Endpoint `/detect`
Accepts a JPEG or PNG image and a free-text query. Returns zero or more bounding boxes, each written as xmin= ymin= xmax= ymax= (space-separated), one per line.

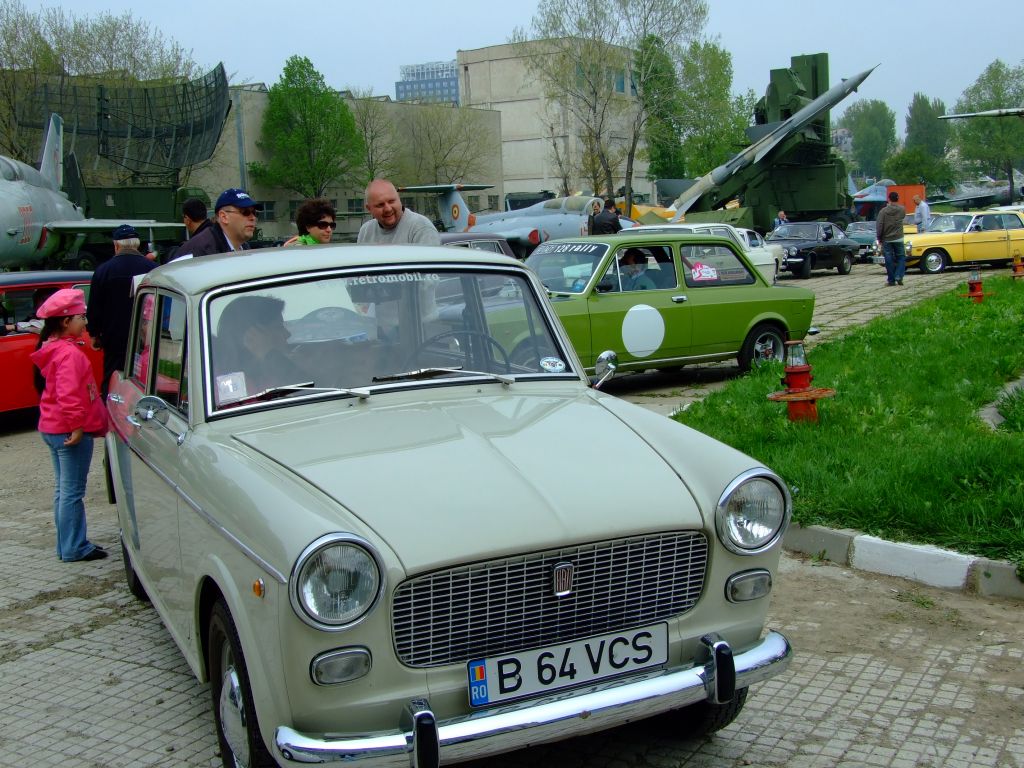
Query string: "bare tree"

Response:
xmin=347 ymin=88 xmax=402 ymax=184
xmin=398 ymin=102 xmax=492 ymax=185
xmin=541 ymin=104 xmax=577 ymax=196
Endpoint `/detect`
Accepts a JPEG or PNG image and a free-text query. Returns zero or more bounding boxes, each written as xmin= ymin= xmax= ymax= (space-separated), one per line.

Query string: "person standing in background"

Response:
xmin=876 ymin=191 xmax=907 ymax=286
xmin=87 ymin=224 xmax=155 ymax=395
xmin=358 ymin=180 xmax=440 ymax=245
xmin=913 ymin=195 xmax=931 ymax=233
xmin=283 ymin=199 xmax=337 ymax=246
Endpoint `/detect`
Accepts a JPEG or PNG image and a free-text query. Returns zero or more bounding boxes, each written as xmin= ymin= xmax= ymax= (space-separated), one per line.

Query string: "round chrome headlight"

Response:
xmin=291 ymin=535 xmax=383 ymax=630
xmin=716 ymin=470 xmax=791 ymax=555
xmin=786 ymin=246 xmax=796 ymax=256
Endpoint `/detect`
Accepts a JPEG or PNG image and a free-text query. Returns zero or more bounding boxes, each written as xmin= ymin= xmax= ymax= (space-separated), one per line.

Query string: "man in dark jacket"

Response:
xmin=591 ymin=199 xmax=623 ymax=235
xmin=876 ymin=191 xmax=907 ymax=286
xmin=87 ymin=224 xmax=156 ymax=394
xmin=174 ymin=188 xmax=260 ymax=260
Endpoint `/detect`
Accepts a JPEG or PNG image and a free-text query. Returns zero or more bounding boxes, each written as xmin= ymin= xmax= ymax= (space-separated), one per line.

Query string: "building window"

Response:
xmin=257 ymin=201 xmax=275 ymax=222
xmin=488 ymin=195 xmax=499 ymax=211
xmin=468 ymin=195 xmax=480 ymax=210
xmin=347 ymin=198 xmax=363 ymax=214
xmin=289 ymin=200 xmax=301 ymax=220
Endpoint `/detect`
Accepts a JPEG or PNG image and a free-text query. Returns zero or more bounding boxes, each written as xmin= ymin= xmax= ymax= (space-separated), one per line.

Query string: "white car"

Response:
xmin=628 ymin=222 xmax=780 ymax=284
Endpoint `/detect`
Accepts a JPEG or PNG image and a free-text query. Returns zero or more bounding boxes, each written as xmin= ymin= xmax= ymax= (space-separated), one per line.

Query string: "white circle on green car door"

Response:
xmin=621 ymin=304 xmax=664 ymax=357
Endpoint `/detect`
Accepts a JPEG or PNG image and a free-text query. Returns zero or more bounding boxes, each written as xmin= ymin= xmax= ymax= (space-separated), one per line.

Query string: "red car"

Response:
xmin=1 ymin=271 xmax=103 ymax=414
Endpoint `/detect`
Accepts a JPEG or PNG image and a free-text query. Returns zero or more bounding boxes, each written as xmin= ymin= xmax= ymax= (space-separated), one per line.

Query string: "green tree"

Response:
xmin=882 ymin=146 xmax=955 ymax=190
xmin=249 ymin=56 xmax=364 ymax=198
xmin=904 ymin=92 xmax=949 ymax=158
xmin=0 ymin=0 xmax=197 ymax=161
xmin=639 ymin=35 xmax=686 ymax=181
xmin=949 ymin=59 xmax=1024 ymax=197
xmin=838 ymin=99 xmax=897 ymax=178
xmin=675 ymin=40 xmax=754 ymax=177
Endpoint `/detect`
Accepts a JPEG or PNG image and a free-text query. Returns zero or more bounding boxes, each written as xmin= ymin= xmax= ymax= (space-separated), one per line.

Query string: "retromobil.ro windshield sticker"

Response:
xmin=690 ymin=262 xmax=718 ymax=281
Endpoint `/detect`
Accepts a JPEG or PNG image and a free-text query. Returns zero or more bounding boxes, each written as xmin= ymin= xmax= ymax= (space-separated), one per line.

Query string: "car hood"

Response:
xmin=232 ymin=391 xmax=704 ymax=574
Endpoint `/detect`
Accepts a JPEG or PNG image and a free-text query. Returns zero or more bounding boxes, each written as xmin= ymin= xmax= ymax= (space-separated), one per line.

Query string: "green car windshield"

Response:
xmin=526 ymin=242 xmax=609 ymax=294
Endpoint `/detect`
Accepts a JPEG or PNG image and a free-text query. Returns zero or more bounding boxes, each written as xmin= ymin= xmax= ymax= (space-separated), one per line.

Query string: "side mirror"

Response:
xmin=596 ymin=278 xmax=615 ymax=293
xmin=592 ymin=350 xmax=618 ymax=389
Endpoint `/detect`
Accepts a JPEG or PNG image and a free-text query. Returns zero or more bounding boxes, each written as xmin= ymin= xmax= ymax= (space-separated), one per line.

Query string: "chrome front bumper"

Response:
xmin=275 ymin=630 xmax=792 ymax=766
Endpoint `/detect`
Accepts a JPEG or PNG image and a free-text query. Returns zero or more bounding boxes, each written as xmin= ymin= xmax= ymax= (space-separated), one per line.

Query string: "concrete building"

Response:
xmin=395 ymin=60 xmax=459 ymax=105
xmin=457 ymin=41 xmax=649 ymax=200
xmin=187 ymin=84 xmax=503 ymax=242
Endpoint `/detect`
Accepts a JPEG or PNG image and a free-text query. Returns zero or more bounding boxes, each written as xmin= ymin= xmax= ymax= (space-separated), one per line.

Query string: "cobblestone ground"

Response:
xmin=1 ymin=260 xmax=1020 ymax=768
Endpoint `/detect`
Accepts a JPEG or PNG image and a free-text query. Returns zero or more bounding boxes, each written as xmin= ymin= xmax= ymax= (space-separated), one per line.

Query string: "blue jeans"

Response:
xmin=882 ymin=240 xmax=906 ymax=284
xmin=41 ymin=432 xmax=98 ymax=561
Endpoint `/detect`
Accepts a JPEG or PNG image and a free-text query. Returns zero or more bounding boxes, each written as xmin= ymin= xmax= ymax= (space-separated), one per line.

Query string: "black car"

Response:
xmin=767 ymin=222 xmax=860 ymax=278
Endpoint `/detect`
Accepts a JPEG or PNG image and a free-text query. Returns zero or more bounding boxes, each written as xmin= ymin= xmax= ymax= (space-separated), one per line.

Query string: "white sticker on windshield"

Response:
xmin=540 ymin=357 xmax=567 ymax=373
xmin=691 ymin=261 xmax=718 ymax=281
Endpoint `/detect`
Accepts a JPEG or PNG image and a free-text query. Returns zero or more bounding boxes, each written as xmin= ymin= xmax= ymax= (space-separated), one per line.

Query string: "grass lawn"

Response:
xmin=674 ymin=275 xmax=1024 ymax=571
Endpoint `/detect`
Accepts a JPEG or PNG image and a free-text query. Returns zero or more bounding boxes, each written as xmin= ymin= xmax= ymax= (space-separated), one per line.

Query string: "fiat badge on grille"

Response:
xmin=552 ymin=561 xmax=574 ymax=597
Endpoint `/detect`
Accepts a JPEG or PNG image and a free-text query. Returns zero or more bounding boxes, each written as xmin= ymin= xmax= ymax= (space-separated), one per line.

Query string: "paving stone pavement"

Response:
xmin=1 ymin=260 xmax=1021 ymax=768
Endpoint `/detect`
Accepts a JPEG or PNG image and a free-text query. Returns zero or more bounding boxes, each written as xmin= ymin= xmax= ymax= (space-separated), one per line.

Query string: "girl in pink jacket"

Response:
xmin=30 ymin=288 xmax=109 ymax=562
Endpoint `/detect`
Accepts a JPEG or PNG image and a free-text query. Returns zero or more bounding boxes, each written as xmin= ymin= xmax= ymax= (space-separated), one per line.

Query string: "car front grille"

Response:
xmin=392 ymin=531 xmax=708 ymax=668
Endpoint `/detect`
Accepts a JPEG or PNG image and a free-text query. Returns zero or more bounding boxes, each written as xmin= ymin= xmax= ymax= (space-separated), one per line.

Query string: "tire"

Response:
xmin=672 ymin=687 xmax=749 ymax=738
xmin=920 ymin=249 xmax=947 ymax=274
xmin=837 ymin=252 xmax=852 ymax=275
xmin=738 ymin=323 xmax=785 ymax=372
xmin=120 ymin=534 xmax=150 ymax=602
xmin=798 ymin=257 xmax=812 ymax=279
xmin=208 ymin=599 xmax=275 ymax=768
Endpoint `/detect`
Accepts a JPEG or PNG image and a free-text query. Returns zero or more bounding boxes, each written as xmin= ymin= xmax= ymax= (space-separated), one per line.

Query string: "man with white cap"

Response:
xmin=87 ymin=224 xmax=155 ymax=394
xmin=174 ymin=188 xmax=262 ymax=259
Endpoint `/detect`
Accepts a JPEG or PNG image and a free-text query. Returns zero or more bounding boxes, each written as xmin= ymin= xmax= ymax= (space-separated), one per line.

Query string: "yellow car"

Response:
xmin=905 ymin=210 xmax=1024 ymax=273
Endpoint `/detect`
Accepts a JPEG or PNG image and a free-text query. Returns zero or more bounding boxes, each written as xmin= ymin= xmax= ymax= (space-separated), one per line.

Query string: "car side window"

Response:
xmin=129 ymin=292 xmax=157 ymax=390
xmin=151 ymin=293 xmax=188 ymax=415
xmin=680 ymin=245 xmax=755 ymax=288
xmin=999 ymin=214 xmax=1022 ymax=230
xmin=980 ymin=215 xmax=1003 ymax=232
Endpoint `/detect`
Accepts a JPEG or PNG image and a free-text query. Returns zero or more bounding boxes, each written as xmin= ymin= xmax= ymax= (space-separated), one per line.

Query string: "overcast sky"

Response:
xmin=22 ymin=0 xmax=1024 ymax=133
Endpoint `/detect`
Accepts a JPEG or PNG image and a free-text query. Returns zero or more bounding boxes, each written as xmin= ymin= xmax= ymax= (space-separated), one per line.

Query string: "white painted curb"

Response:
xmin=851 ymin=535 xmax=975 ymax=590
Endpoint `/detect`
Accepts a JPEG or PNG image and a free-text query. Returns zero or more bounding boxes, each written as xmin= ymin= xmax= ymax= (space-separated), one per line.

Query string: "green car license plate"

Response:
xmin=467 ymin=623 xmax=668 ymax=707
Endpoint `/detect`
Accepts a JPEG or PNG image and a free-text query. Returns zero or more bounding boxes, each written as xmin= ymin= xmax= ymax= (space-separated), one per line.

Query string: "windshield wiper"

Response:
xmin=373 ymin=367 xmax=514 ymax=386
xmin=227 ymin=381 xmax=371 ymax=406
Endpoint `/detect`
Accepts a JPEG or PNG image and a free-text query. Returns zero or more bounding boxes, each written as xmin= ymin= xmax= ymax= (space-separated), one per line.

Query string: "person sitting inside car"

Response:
xmin=619 ymin=248 xmax=657 ymax=291
xmin=214 ymin=295 xmax=311 ymax=400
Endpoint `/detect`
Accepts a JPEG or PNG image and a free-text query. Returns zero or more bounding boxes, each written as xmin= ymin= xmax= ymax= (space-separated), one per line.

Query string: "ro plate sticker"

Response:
xmin=690 ymin=261 xmax=718 ymax=281
xmin=540 ymin=357 xmax=566 ymax=373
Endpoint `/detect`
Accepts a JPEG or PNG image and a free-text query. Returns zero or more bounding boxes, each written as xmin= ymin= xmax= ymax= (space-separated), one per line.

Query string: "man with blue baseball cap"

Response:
xmin=174 ymin=188 xmax=262 ymax=260
xmin=86 ymin=223 xmax=156 ymax=394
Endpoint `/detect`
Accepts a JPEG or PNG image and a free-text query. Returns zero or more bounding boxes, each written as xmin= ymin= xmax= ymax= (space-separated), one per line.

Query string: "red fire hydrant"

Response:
xmin=961 ymin=268 xmax=991 ymax=303
xmin=767 ymin=340 xmax=836 ymax=423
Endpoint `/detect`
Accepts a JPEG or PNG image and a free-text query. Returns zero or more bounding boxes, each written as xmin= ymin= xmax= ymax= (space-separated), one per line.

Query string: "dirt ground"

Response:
xmin=2 ymin=405 xmax=1022 ymax=767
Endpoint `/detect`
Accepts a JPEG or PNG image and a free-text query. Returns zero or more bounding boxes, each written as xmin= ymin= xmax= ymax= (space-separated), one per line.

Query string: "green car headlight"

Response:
xmin=716 ymin=470 xmax=791 ymax=555
xmin=291 ymin=535 xmax=383 ymax=630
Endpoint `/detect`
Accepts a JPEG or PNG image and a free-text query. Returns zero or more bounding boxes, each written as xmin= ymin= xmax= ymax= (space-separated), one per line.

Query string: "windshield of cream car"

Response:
xmin=525 ymin=242 xmax=609 ymax=293
xmin=205 ymin=268 xmax=571 ymax=410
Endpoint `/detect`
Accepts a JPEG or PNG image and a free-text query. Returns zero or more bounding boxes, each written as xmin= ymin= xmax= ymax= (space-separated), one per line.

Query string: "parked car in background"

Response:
xmin=1 ymin=270 xmax=102 ymax=414
xmin=525 ymin=233 xmax=815 ymax=373
xmin=440 ymin=231 xmax=516 ymax=258
xmin=844 ymin=221 xmax=879 ymax=262
xmin=905 ymin=210 xmax=1024 ymax=273
xmin=766 ymin=221 xmax=859 ymax=278
xmin=628 ymin=222 xmax=779 ymax=284
xmin=106 ymin=244 xmax=794 ymax=768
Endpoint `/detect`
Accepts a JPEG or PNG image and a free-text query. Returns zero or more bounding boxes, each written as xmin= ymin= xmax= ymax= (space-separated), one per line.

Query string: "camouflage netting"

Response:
xmin=16 ymin=63 xmax=229 ymax=182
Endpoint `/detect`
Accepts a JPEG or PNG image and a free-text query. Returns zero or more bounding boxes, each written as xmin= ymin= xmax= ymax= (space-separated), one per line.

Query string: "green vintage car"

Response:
xmin=525 ymin=234 xmax=816 ymax=373
xmin=106 ymin=244 xmax=792 ymax=767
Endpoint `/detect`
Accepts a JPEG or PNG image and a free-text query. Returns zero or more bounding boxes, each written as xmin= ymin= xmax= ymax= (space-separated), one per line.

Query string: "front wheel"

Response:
xmin=798 ymin=257 xmax=812 ymax=279
xmin=837 ymin=253 xmax=852 ymax=275
xmin=120 ymin=534 xmax=149 ymax=602
xmin=920 ymin=249 xmax=947 ymax=274
xmin=738 ymin=323 xmax=785 ymax=372
xmin=208 ymin=599 xmax=275 ymax=768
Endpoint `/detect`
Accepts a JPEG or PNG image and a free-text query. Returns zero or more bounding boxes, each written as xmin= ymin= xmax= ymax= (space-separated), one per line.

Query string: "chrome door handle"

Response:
xmin=671 ymin=295 xmax=688 ymax=303
xmin=108 ymin=393 xmax=124 ymax=404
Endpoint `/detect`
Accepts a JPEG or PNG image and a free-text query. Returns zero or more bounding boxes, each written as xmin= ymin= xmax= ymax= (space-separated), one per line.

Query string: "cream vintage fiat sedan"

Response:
xmin=105 ymin=244 xmax=792 ymax=768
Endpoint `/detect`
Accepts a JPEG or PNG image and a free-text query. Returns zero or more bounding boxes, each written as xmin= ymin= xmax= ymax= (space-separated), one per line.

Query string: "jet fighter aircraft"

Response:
xmin=402 ymin=184 xmax=634 ymax=259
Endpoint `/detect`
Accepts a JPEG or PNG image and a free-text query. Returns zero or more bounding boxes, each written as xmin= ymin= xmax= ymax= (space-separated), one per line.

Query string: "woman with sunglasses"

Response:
xmin=284 ymin=198 xmax=337 ymax=246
